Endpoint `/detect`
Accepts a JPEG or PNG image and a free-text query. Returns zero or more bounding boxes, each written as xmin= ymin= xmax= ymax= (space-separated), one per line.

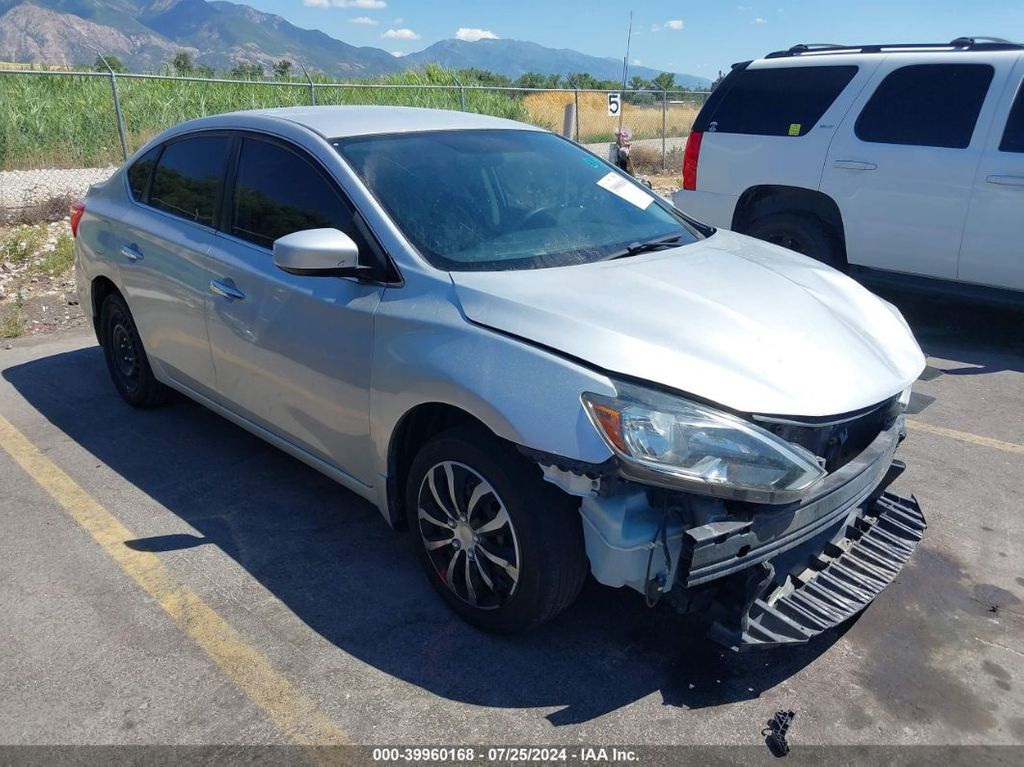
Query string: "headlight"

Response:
xmin=582 ymin=382 xmax=826 ymax=503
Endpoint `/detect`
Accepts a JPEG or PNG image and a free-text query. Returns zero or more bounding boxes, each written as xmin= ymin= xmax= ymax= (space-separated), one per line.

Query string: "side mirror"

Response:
xmin=272 ymin=228 xmax=363 ymax=277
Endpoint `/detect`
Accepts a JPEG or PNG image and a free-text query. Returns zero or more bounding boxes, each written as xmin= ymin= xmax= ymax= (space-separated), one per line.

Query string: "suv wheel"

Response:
xmin=99 ymin=292 xmax=167 ymax=408
xmin=406 ymin=425 xmax=588 ymax=634
xmin=745 ymin=213 xmax=845 ymax=271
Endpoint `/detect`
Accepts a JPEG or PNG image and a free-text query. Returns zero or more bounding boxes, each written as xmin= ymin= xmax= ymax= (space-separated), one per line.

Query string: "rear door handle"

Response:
xmin=986 ymin=174 xmax=1024 ymax=187
xmin=209 ymin=279 xmax=245 ymax=301
xmin=120 ymin=244 xmax=144 ymax=262
xmin=833 ymin=160 xmax=878 ymax=171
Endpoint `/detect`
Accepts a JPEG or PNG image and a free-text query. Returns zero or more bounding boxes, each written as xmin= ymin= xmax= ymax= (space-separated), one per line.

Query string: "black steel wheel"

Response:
xmin=99 ymin=292 xmax=166 ymax=408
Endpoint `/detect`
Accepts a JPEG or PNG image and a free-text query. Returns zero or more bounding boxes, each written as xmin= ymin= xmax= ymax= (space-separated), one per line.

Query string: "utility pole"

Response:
xmin=619 ymin=10 xmax=633 ymax=134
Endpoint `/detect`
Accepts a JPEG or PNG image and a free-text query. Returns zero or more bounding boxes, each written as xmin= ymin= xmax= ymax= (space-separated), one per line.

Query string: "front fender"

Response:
xmin=369 ymin=280 xmax=616 ymax=517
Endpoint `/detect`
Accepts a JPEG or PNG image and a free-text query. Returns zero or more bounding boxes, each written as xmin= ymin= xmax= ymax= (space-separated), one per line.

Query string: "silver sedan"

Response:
xmin=74 ymin=106 xmax=927 ymax=649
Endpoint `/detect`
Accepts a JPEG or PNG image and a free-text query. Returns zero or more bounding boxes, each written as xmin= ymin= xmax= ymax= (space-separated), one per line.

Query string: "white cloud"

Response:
xmin=632 ymin=58 xmax=642 ymax=65
xmin=754 ymin=17 xmax=768 ymax=24
xmin=455 ymin=27 xmax=499 ymax=42
xmin=664 ymin=19 xmax=684 ymax=30
xmin=382 ymin=28 xmax=421 ymax=40
xmin=390 ymin=51 xmax=405 ymax=57
xmin=348 ymin=16 xmax=377 ymax=24
xmin=649 ymin=24 xmax=661 ymax=33
xmin=303 ymin=0 xmax=329 ymax=7
xmin=332 ymin=0 xmax=386 ymax=7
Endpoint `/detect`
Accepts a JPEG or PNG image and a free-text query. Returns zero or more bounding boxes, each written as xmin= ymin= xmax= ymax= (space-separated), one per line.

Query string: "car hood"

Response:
xmin=449 ymin=230 xmax=926 ymax=417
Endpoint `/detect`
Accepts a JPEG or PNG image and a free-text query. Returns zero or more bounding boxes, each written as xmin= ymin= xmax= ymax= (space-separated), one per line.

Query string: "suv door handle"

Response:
xmin=209 ymin=279 xmax=245 ymax=301
xmin=120 ymin=244 xmax=144 ymax=262
xmin=833 ymin=160 xmax=878 ymax=171
xmin=986 ymin=175 xmax=1024 ymax=187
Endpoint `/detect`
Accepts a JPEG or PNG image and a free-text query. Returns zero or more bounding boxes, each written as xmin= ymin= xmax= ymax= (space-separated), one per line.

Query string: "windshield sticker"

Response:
xmin=788 ymin=123 xmax=802 ymax=136
xmin=596 ymin=172 xmax=654 ymax=210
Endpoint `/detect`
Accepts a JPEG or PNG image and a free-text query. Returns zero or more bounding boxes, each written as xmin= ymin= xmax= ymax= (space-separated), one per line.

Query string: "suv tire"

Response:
xmin=99 ymin=292 xmax=167 ymax=408
xmin=745 ymin=213 xmax=845 ymax=271
xmin=405 ymin=425 xmax=588 ymax=634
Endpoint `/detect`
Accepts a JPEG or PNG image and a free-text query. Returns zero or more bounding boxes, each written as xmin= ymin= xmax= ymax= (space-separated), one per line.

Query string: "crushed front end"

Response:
xmin=531 ymin=392 xmax=926 ymax=651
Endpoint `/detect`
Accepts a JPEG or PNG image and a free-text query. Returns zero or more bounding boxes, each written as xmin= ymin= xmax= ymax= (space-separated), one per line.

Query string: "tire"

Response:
xmin=99 ymin=292 xmax=167 ymax=408
xmin=405 ymin=425 xmax=588 ymax=634
xmin=745 ymin=213 xmax=845 ymax=271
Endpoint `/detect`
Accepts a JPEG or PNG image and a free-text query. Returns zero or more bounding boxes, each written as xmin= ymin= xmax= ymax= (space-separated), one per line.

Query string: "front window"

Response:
xmin=334 ymin=129 xmax=701 ymax=271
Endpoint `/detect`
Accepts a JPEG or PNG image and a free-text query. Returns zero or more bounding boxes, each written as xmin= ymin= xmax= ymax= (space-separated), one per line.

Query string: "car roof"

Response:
xmin=232 ymin=105 xmax=541 ymax=138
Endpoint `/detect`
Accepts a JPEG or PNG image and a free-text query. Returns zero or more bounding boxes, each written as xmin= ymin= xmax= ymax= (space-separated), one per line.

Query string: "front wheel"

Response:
xmin=406 ymin=426 xmax=588 ymax=634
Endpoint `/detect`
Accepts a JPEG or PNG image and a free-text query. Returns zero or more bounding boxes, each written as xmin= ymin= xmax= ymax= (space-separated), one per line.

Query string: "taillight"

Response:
xmin=682 ymin=131 xmax=703 ymax=191
xmin=70 ymin=201 xmax=85 ymax=239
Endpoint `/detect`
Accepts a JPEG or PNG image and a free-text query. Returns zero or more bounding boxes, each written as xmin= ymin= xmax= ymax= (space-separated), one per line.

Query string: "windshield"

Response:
xmin=333 ymin=129 xmax=702 ymax=271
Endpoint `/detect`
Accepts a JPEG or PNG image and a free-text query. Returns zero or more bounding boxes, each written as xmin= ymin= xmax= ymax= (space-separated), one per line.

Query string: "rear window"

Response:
xmin=149 ymin=134 xmax=230 ymax=227
xmin=1000 ymin=79 xmax=1024 ymax=153
xmin=855 ymin=64 xmax=994 ymax=149
xmin=694 ymin=65 xmax=858 ymax=137
xmin=127 ymin=146 xmax=159 ymax=201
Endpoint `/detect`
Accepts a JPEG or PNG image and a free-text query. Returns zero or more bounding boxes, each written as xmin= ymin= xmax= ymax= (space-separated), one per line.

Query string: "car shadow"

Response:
xmin=867 ymin=285 xmax=1024 ymax=376
xmin=4 ymin=347 xmax=848 ymax=725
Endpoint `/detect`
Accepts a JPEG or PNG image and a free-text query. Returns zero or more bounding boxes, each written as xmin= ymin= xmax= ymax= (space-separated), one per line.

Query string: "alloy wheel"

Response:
xmin=416 ymin=461 xmax=521 ymax=610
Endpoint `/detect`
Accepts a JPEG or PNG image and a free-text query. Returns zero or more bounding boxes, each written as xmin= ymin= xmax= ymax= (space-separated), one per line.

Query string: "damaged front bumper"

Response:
xmin=557 ymin=417 xmax=925 ymax=650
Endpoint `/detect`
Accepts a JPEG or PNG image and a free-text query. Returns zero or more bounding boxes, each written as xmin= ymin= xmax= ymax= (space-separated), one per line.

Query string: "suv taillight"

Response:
xmin=70 ymin=201 xmax=85 ymax=239
xmin=682 ymin=131 xmax=703 ymax=191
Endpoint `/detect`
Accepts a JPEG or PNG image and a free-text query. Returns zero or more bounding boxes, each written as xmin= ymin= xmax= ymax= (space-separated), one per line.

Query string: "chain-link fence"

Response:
xmin=0 ymin=69 xmax=709 ymax=220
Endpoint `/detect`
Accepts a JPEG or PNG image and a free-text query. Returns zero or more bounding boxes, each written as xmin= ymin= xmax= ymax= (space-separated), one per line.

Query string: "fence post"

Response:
xmin=96 ymin=55 xmax=129 ymax=160
xmin=661 ymin=87 xmax=668 ymax=172
xmin=451 ymin=73 xmax=467 ymax=111
xmin=300 ymin=64 xmax=316 ymax=105
xmin=573 ymin=87 xmax=580 ymax=142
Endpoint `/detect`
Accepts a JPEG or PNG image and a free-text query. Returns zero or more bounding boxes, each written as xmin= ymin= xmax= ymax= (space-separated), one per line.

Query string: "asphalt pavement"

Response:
xmin=0 ymin=288 xmax=1021 ymax=753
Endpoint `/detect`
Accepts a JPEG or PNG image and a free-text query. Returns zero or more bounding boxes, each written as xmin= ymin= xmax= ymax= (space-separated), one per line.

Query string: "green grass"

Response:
xmin=0 ymin=65 xmax=529 ymax=170
xmin=1 ymin=225 xmax=46 ymax=264
xmin=0 ymin=309 xmax=24 ymax=339
xmin=33 ymin=233 xmax=74 ymax=274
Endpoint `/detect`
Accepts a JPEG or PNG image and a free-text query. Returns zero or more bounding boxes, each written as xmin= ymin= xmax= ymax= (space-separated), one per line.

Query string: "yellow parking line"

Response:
xmin=0 ymin=414 xmax=351 ymax=749
xmin=906 ymin=419 xmax=1024 ymax=455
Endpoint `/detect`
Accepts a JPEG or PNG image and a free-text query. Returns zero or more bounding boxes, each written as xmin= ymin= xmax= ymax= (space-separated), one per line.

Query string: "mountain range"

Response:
xmin=0 ymin=0 xmax=709 ymax=87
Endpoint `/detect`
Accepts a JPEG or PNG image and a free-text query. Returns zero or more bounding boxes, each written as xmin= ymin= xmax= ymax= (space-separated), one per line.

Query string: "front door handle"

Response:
xmin=833 ymin=160 xmax=878 ymax=171
xmin=209 ymin=279 xmax=245 ymax=301
xmin=986 ymin=174 xmax=1024 ymax=187
xmin=120 ymin=244 xmax=144 ymax=262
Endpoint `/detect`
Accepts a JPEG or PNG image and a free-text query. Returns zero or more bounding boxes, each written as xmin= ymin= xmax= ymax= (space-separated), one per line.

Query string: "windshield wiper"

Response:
xmin=603 ymin=234 xmax=685 ymax=261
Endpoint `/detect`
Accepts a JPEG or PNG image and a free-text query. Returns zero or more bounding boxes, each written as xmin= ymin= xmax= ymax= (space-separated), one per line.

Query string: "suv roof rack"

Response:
xmin=765 ymin=37 xmax=1024 ymax=58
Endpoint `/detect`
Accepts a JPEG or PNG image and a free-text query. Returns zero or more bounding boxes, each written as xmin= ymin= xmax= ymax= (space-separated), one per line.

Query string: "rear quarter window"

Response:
xmin=855 ymin=64 xmax=994 ymax=149
xmin=127 ymin=146 xmax=160 ymax=201
xmin=1000 ymin=79 xmax=1024 ymax=153
xmin=695 ymin=65 xmax=858 ymax=137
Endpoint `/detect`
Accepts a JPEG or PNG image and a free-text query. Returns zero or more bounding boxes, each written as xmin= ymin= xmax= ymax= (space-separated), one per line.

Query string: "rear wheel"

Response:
xmin=405 ymin=425 xmax=588 ymax=634
xmin=99 ymin=292 xmax=167 ymax=408
xmin=745 ymin=213 xmax=845 ymax=271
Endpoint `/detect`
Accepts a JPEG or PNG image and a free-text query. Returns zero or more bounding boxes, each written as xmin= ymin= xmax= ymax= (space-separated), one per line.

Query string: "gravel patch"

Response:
xmin=0 ymin=167 xmax=119 ymax=213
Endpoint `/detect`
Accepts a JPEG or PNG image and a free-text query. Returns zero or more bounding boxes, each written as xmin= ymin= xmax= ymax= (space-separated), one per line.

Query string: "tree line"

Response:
xmin=92 ymin=53 xmax=695 ymax=93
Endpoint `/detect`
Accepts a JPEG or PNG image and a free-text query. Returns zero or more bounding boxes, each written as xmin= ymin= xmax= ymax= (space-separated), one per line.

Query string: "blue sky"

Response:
xmin=239 ymin=0 xmax=1024 ymax=77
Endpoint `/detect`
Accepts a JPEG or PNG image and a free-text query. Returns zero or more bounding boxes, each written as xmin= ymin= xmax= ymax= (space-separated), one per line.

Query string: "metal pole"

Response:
xmin=451 ymin=73 xmax=467 ymax=111
xmin=96 ymin=54 xmax=129 ymax=160
xmin=574 ymin=88 xmax=580 ymax=142
xmin=618 ymin=11 xmax=633 ymax=134
xmin=661 ymin=87 xmax=668 ymax=172
xmin=300 ymin=64 xmax=316 ymax=105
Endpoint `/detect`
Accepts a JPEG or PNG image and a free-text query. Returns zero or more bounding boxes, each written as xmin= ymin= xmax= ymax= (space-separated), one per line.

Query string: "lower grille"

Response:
xmin=713 ymin=492 xmax=925 ymax=650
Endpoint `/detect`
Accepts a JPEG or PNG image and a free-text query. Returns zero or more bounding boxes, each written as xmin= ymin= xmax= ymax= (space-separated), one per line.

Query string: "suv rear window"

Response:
xmin=1000 ymin=80 xmax=1024 ymax=153
xmin=855 ymin=64 xmax=994 ymax=149
xmin=694 ymin=65 xmax=858 ymax=137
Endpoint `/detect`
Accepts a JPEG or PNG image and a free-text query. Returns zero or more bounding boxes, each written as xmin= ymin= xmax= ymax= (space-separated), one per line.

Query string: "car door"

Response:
xmin=958 ymin=56 xmax=1024 ymax=291
xmin=120 ymin=133 xmax=230 ymax=395
xmin=820 ymin=59 xmax=1001 ymax=279
xmin=204 ymin=134 xmax=384 ymax=487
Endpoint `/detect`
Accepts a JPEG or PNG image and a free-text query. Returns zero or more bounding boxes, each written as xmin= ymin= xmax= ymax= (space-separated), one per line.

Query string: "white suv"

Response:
xmin=673 ymin=38 xmax=1024 ymax=295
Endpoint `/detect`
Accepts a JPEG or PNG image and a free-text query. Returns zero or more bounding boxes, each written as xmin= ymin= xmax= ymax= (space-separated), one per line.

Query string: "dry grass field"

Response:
xmin=523 ymin=90 xmax=703 ymax=142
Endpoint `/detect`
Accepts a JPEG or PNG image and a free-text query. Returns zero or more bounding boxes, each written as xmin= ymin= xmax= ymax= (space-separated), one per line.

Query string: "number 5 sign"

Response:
xmin=607 ymin=92 xmax=621 ymax=117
